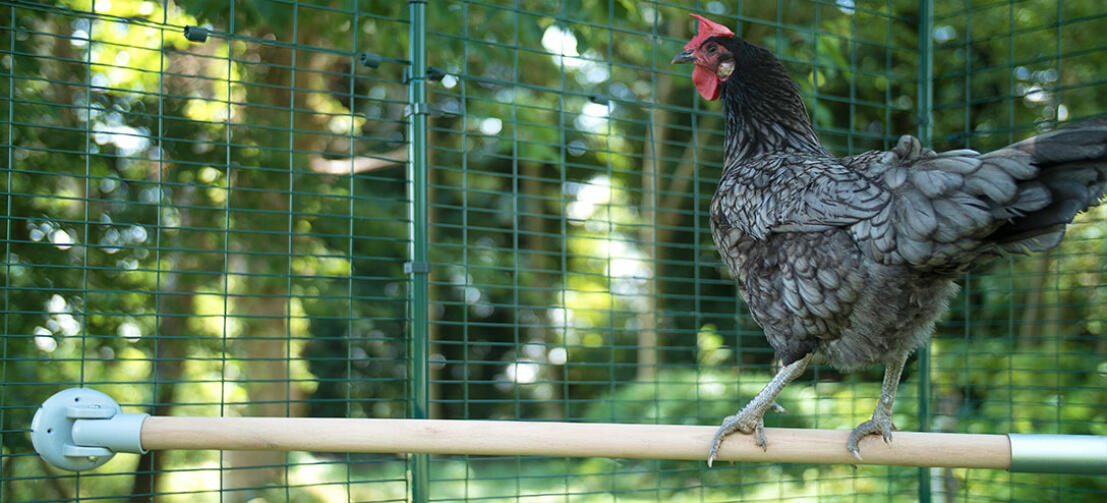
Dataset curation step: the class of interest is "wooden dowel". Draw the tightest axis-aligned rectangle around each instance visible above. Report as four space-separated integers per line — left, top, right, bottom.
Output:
141 417 1012 469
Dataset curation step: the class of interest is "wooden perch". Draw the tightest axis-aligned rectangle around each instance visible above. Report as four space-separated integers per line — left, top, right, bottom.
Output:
141 417 1015 469
31 390 1103 473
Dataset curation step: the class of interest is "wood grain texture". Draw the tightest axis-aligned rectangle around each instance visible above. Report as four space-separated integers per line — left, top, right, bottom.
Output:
141 417 1011 469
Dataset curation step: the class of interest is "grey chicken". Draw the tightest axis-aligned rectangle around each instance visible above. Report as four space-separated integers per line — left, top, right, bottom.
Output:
671 14 1107 466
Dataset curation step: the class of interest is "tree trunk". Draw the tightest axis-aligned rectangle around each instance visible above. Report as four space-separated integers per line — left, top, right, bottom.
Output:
129 175 196 501
936 388 963 502
1018 255 1055 347
521 161 562 418
635 13 688 381
128 284 190 501
222 287 292 499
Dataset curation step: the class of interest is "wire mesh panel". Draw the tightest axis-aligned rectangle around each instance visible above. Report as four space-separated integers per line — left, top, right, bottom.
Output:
1 1 1105 502
422 1 922 501
2 1 413 501
928 2 1107 501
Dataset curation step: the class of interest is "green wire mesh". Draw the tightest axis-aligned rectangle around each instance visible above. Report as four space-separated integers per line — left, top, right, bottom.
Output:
1 1 1105 502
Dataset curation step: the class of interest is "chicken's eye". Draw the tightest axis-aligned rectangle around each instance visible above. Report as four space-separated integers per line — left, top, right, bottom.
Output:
706 44 717 54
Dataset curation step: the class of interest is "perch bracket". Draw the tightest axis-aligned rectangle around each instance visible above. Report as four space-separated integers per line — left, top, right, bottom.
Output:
31 388 149 471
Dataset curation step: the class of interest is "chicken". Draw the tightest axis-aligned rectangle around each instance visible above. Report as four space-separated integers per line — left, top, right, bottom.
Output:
671 14 1107 466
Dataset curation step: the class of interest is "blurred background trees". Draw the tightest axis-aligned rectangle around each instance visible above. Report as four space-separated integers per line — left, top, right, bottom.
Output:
2 1 1104 502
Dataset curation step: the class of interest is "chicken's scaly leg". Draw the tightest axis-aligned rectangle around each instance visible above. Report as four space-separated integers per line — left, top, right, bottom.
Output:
707 353 813 466
846 351 908 460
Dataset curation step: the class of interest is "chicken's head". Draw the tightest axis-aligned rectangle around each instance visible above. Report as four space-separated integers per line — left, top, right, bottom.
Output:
672 14 736 101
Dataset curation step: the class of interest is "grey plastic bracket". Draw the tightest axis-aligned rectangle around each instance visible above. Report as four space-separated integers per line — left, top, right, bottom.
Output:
31 388 149 472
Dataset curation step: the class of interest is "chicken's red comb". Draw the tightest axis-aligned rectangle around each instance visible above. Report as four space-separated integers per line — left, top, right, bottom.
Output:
684 13 735 50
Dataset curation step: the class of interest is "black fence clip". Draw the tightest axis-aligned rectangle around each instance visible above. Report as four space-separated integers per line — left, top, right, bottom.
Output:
426 67 446 82
404 66 447 84
359 52 383 69
404 103 457 119
183 26 209 43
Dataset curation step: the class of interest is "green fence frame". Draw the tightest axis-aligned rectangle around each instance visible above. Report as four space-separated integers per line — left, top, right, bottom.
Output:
407 2 430 502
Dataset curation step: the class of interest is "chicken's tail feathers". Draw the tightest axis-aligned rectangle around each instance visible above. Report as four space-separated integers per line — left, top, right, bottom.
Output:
983 118 1107 254
1006 117 1107 166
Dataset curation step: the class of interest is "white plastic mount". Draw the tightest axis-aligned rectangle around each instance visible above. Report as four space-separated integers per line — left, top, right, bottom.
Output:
31 388 149 471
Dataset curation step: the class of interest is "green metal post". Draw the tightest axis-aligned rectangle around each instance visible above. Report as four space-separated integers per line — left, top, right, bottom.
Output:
916 0 934 146
916 1 934 501
407 1 430 502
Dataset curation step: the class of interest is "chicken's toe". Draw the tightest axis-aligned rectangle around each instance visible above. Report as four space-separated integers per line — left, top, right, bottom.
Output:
707 409 768 467
846 413 896 460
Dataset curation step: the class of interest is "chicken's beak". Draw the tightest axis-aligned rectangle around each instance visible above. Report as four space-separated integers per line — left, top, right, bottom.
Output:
671 49 695 64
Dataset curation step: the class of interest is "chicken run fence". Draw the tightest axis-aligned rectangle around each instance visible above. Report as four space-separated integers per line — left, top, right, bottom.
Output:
2 0 1106 502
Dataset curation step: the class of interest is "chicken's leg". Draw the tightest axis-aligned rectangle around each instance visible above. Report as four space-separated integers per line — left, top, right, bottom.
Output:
707 353 813 466
846 351 908 460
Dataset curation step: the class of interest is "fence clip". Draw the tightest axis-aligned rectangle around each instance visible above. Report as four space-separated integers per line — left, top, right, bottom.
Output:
404 66 447 84
183 25 209 43
359 52 383 69
405 261 430 274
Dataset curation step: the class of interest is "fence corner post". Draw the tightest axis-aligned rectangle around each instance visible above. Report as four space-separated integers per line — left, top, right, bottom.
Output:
407 1 430 502
916 1 935 502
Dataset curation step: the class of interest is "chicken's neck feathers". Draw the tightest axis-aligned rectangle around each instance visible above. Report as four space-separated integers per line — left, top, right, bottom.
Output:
721 62 826 166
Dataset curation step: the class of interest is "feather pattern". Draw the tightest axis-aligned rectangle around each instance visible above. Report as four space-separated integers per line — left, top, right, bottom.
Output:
678 23 1107 462
704 37 1107 369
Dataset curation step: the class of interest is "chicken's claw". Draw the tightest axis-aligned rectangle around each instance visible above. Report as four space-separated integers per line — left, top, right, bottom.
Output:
706 404 776 466
846 413 896 460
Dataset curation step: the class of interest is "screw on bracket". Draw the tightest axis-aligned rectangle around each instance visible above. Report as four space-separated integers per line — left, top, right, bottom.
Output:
31 388 149 472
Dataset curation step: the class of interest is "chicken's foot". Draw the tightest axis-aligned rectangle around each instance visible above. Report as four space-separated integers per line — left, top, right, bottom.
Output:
707 353 813 466
846 352 907 460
